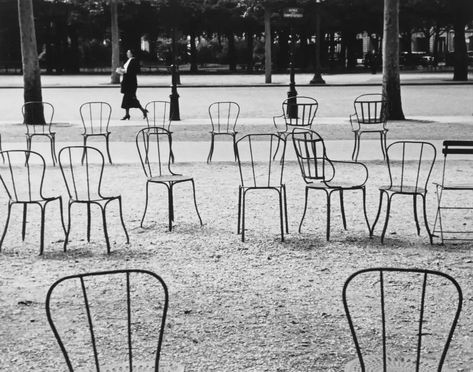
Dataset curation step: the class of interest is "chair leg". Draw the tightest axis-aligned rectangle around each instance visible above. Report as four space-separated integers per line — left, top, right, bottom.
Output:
413 194 421 235
421 194 433 245
58 197 66 234
140 181 150 228
190 179 203 226
326 190 332 241
273 135 282 161
39 203 46 255
0 202 12 251
241 189 247 242
169 135 175 164
380 194 393 244
64 202 72 252
371 190 385 237
81 136 87 164
25 137 32 166
105 134 112 164
167 184 173 231
278 189 284 242
22 204 27 241
207 134 215 163
351 132 358 161
339 190 347 230
100 204 111 254
232 134 238 162
299 187 309 233
117 196 129 244
50 135 56 166
381 131 388 160
283 185 289 233
352 133 361 161
361 188 371 235
87 204 91 242
237 186 242 234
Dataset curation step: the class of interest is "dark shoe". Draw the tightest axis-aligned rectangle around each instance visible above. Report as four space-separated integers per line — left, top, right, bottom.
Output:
121 115 130 120
142 109 148 119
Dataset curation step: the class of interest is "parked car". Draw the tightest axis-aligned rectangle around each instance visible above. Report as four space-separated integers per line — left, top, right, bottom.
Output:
400 52 434 67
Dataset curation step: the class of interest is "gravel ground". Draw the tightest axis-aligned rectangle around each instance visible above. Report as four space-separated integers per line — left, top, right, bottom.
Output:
0 156 472 371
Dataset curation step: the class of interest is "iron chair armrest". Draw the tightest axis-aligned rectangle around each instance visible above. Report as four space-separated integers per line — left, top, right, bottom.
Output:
325 159 369 187
273 114 286 131
349 114 360 131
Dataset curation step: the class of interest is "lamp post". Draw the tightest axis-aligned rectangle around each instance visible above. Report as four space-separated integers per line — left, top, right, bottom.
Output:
169 18 180 120
310 0 325 85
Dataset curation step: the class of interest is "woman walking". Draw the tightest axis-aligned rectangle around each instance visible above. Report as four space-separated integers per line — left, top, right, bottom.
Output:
116 49 148 120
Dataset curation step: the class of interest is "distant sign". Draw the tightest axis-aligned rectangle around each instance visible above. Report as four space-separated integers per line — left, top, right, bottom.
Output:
283 7 303 18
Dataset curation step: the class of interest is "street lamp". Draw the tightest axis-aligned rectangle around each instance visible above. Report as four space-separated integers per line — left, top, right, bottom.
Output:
310 0 325 85
169 3 180 121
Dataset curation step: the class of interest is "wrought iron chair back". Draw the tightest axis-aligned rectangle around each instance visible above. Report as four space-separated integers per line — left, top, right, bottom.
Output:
281 96 318 129
236 133 286 188
343 267 463 371
46 269 169 372
58 146 105 201
353 93 388 125
80 102 112 135
0 150 47 202
136 127 176 179
386 141 436 193
144 101 172 130
22 101 54 135
208 101 240 134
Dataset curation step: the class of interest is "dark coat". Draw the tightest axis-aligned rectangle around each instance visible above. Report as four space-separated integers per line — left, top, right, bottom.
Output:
120 58 140 94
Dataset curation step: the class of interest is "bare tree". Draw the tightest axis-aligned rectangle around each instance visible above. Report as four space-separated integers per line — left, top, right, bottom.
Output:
382 0 405 120
110 0 120 84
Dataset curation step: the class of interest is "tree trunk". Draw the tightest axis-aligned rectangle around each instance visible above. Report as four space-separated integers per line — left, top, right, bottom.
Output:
453 19 468 81
110 0 120 84
190 31 198 73
246 31 254 72
382 0 404 120
227 32 236 72
278 29 289 70
18 0 44 123
264 6 272 83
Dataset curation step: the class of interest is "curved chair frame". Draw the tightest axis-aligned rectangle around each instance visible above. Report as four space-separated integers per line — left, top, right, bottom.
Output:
144 101 175 163
207 101 240 163
58 146 129 254
136 127 202 231
371 141 436 244
0 150 65 255
343 267 463 372
22 101 57 166
292 129 370 241
349 93 388 161
80 101 113 164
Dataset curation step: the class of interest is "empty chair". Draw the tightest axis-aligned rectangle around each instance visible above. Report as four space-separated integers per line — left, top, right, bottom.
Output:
46 269 184 371
343 267 462 371
207 101 240 163
292 129 370 241
349 93 388 161
236 133 288 242
0 150 65 255
371 141 436 244
432 140 473 244
58 146 129 254
22 101 57 165
136 127 202 231
144 101 175 162
80 101 113 164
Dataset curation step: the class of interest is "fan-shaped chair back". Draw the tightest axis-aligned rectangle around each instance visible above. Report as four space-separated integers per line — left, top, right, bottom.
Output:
22 101 54 134
208 101 240 133
80 102 112 135
144 101 172 130
281 96 318 129
353 94 388 125
136 127 175 179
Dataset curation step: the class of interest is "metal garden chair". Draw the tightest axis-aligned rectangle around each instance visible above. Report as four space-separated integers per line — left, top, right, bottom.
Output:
349 93 388 161
207 101 240 163
236 133 288 242
144 101 175 163
58 146 129 254
292 129 370 241
80 101 113 164
371 141 436 244
136 127 202 231
22 101 57 166
432 140 473 244
46 269 184 372
0 150 65 255
343 267 463 371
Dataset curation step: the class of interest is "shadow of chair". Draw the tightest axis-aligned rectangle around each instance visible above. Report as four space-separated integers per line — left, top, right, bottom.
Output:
235 133 288 242
343 267 463 371
207 101 240 163
432 140 473 244
22 101 57 166
371 141 436 244
46 269 185 372
136 127 202 231
80 101 113 164
0 150 65 255
58 146 129 254
292 129 370 241
144 100 175 163
349 93 388 161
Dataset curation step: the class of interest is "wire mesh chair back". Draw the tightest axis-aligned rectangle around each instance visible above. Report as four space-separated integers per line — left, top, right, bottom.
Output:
343 268 463 371
281 96 318 129
386 141 436 193
22 101 54 135
80 102 112 135
136 127 175 179
236 134 285 188
58 146 106 201
46 269 169 372
292 129 334 184
208 101 240 133
144 101 172 130
439 140 473 188
0 150 47 202
353 94 388 125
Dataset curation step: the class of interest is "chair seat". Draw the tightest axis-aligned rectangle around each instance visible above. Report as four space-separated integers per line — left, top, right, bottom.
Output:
379 185 426 194
210 130 237 134
308 182 364 190
353 127 388 133
149 175 193 183
434 182 473 191
83 132 111 136
26 132 55 136
103 361 185 372
345 354 453 371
